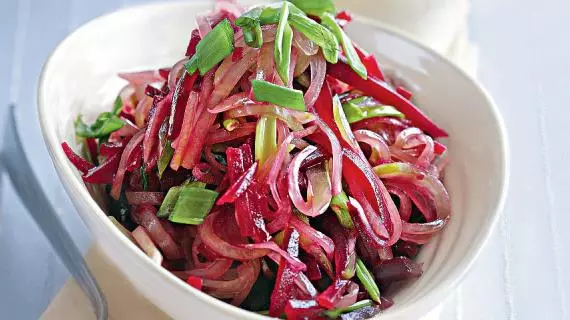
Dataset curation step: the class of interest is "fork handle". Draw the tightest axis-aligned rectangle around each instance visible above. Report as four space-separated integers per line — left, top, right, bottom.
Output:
0 105 108 320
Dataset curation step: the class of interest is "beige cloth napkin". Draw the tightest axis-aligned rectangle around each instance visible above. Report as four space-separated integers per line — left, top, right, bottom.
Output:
42 1 477 319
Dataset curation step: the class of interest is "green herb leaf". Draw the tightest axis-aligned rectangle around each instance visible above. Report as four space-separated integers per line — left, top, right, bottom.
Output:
287 0 336 17
252 79 306 111
157 186 181 218
343 96 405 123
140 165 149 191
332 94 360 150
324 299 374 319
356 258 381 303
112 96 123 115
158 141 175 178
321 13 367 79
255 115 277 167
275 3 293 84
331 191 354 228
223 119 240 131
75 112 125 139
168 187 218 225
185 19 235 75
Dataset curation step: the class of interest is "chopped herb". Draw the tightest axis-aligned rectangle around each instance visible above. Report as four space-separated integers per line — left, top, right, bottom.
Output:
112 96 123 115
158 141 175 178
157 186 182 218
343 96 404 123
75 113 125 139
140 165 149 191
236 6 265 48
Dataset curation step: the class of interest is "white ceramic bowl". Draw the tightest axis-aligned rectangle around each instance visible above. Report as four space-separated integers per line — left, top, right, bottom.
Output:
38 2 509 319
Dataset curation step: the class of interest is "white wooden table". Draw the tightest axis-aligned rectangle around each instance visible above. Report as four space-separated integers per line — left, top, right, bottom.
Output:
1 0 568 319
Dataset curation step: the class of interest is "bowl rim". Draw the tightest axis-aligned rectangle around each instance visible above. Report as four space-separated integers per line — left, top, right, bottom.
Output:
37 1 510 318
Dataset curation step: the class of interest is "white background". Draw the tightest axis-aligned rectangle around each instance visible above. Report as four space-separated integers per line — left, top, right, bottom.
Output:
0 0 569 319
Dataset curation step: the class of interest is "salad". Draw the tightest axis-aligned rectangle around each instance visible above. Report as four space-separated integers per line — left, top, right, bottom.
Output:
62 0 451 318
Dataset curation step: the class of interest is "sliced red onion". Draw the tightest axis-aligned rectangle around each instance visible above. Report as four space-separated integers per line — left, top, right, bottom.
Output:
132 205 183 260
386 183 412 221
118 70 163 85
198 210 306 271
293 31 318 56
186 259 233 280
214 0 244 18
255 42 278 83
393 127 435 168
304 53 326 109
167 58 190 92
227 103 313 131
134 96 153 128
205 122 257 145
110 129 145 199
374 162 451 242
125 191 165 206
132 226 163 265
314 118 343 196
290 216 335 259
202 260 258 303
207 92 252 113
196 14 213 38
288 146 325 216
211 48 258 106
294 53 311 77
353 129 391 165
230 259 260 306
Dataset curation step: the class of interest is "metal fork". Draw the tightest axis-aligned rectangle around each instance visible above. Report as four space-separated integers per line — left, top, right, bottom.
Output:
0 105 108 320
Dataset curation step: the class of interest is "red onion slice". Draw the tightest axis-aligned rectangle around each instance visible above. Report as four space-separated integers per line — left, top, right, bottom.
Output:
353 129 391 165
110 129 145 199
304 53 326 109
132 226 163 265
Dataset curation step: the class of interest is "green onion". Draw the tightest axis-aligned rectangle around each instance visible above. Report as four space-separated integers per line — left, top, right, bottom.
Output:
287 5 339 63
158 141 174 178
157 186 181 218
75 112 125 138
255 115 277 167
168 187 218 225
185 19 234 75
356 258 381 303
343 96 405 123
236 7 265 48
112 96 123 115
287 0 336 17
321 13 367 79
332 95 359 150
331 191 354 228
274 2 293 84
252 79 306 111
223 119 240 131
324 299 374 319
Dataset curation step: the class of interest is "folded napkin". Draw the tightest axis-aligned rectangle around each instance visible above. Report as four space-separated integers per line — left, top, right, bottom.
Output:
42 1 476 319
